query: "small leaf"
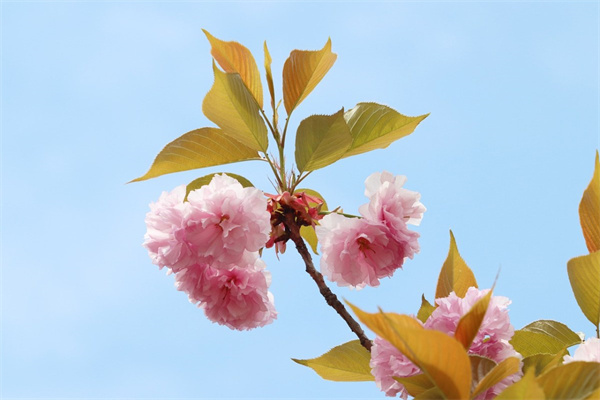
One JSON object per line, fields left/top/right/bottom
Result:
{"left": 292, "top": 340, "right": 374, "bottom": 382}
{"left": 184, "top": 173, "right": 254, "bottom": 201}
{"left": 300, "top": 225, "right": 319, "bottom": 254}
{"left": 394, "top": 374, "right": 434, "bottom": 397}
{"left": 295, "top": 109, "right": 353, "bottom": 172}
{"left": 131, "top": 128, "right": 260, "bottom": 182}
{"left": 416, "top": 294, "right": 436, "bottom": 324}
{"left": 203, "top": 62, "right": 268, "bottom": 152}
{"left": 435, "top": 230, "right": 478, "bottom": 299}
{"left": 471, "top": 357, "right": 521, "bottom": 398}
{"left": 282, "top": 38, "right": 337, "bottom": 115}
{"left": 264, "top": 41, "right": 276, "bottom": 113}
{"left": 347, "top": 303, "right": 472, "bottom": 400}
{"left": 495, "top": 368, "right": 546, "bottom": 399}
{"left": 342, "top": 102, "right": 429, "bottom": 158}
{"left": 455, "top": 289, "right": 493, "bottom": 350}
{"left": 203, "top": 30, "right": 263, "bottom": 108}
{"left": 510, "top": 320, "right": 582, "bottom": 358}
{"left": 469, "top": 355, "right": 497, "bottom": 394}
{"left": 522, "top": 349, "right": 569, "bottom": 376}
{"left": 537, "top": 361, "right": 600, "bottom": 400}
{"left": 567, "top": 251, "right": 600, "bottom": 328}
{"left": 579, "top": 151, "right": 600, "bottom": 253}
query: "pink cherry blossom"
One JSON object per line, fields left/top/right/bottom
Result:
{"left": 316, "top": 214, "right": 409, "bottom": 289}
{"left": 143, "top": 185, "right": 195, "bottom": 271}
{"left": 184, "top": 174, "right": 271, "bottom": 265}
{"left": 563, "top": 337, "right": 600, "bottom": 363}
{"left": 370, "top": 333, "right": 420, "bottom": 399}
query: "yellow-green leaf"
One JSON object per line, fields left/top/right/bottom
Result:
{"left": 579, "top": 151, "right": 600, "bottom": 253}
{"left": 471, "top": 357, "right": 521, "bottom": 398}
{"left": 130, "top": 128, "right": 260, "bottom": 182}
{"left": 567, "top": 251, "right": 600, "bottom": 328}
{"left": 347, "top": 303, "right": 472, "bottom": 400}
{"left": 300, "top": 225, "right": 319, "bottom": 254}
{"left": 264, "top": 41, "right": 275, "bottom": 113}
{"left": 282, "top": 38, "right": 337, "bottom": 115}
{"left": 292, "top": 340, "right": 374, "bottom": 382}
{"left": 184, "top": 173, "right": 254, "bottom": 201}
{"left": 510, "top": 320, "right": 582, "bottom": 358}
{"left": 455, "top": 289, "right": 492, "bottom": 350}
{"left": 522, "top": 348, "right": 569, "bottom": 376}
{"left": 413, "top": 387, "right": 445, "bottom": 400}
{"left": 496, "top": 368, "right": 545, "bottom": 399}
{"left": 416, "top": 294, "right": 436, "bottom": 324}
{"left": 342, "top": 102, "right": 429, "bottom": 158}
{"left": 469, "top": 355, "right": 497, "bottom": 394}
{"left": 203, "top": 62, "right": 268, "bottom": 152}
{"left": 435, "top": 230, "right": 478, "bottom": 299}
{"left": 537, "top": 361, "right": 600, "bottom": 400}
{"left": 295, "top": 109, "right": 352, "bottom": 172}
{"left": 203, "top": 30, "right": 263, "bottom": 108}
{"left": 394, "top": 374, "right": 434, "bottom": 397}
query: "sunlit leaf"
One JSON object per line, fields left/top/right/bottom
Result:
{"left": 342, "top": 102, "right": 429, "bottom": 158}
{"left": 579, "top": 151, "right": 600, "bottom": 253}
{"left": 567, "top": 251, "right": 600, "bottom": 328}
{"left": 282, "top": 38, "right": 337, "bottom": 115}
{"left": 496, "top": 368, "right": 545, "bottom": 399}
{"left": 394, "top": 374, "right": 434, "bottom": 397}
{"left": 184, "top": 172, "right": 254, "bottom": 201}
{"left": 292, "top": 340, "right": 374, "bottom": 382}
{"left": 347, "top": 303, "right": 472, "bottom": 400}
{"left": 471, "top": 357, "right": 521, "bottom": 398}
{"left": 416, "top": 294, "right": 436, "bottom": 324}
{"left": 522, "top": 348, "right": 569, "bottom": 376}
{"left": 295, "top": 109, "right": 352, "bottom": 172}
{"left": 130, "top": 128, "right": 260, "bottom": 182}
{"left": 202, "top": 62, "right": 268, "bottom": 152}
{"left": 413, "top": 386, "right": 445, "bottom": 400}
{"left": 264, "top": 41, "right": 276, "bottom": 112}
{"left": 455, "top": 289, "right": 492, "bottom": 350}
{"left": 203, "top": 30, "right": 263, "bottom": 108}
{"left": 537, "top": 361, "right": 600, "bottom": 400}
{"left": 510, "top": 320, "right": 582, "bottom": 358}
{"left": 469, "top": 355, "right": 497, "bottom": 394}
{"left": 435, "top": 230, "right": 478, "bottom": 299}
{"left": 300, "top": 226, "right": 319, "bottom": 254}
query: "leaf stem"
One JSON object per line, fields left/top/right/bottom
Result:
{"left": 264, "top": 153, "right": 284, "bottom": 189}
{"left": 260, "top": 108, "right": 279, "bottom": 143}
{"left": 290, "top": 171, "right": 313, "bottom": 193}
{"left": 282, "top": 210, "right": 372, "bottom": 352}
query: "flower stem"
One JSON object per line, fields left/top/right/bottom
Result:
{"left": 282, "top": 211, "right": 372, "bottom": 352}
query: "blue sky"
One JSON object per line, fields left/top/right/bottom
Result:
{"left": 2, "top": 1, "right": 598, "bottom": 399}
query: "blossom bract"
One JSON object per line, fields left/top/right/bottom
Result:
{"left": 563, "top": 337, "right": 600, "bottom": 363}
{"left": 316, "top": 214, "right": 408, "bottom": 289}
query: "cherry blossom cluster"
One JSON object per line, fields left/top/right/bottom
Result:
{"left": 316, "top": 172, "right": 426, "bottom": 289}
{"left": 143, "top": 174, "right": 276, "bottom": 330}
{"left": 370, "top": 287, "right": 522, "bottom": 399}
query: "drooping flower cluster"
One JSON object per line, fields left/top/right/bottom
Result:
{"left": 563, "top": 337, "right": 600, "bottom": 363}
{"left": 143, "top": 174, "right": 276, "bottom": 330}
{"left": 370, "top": 287, "right": 522, "bottom": 399}
{"left": 316, "top": 171, "right": 425, "bottom": 289}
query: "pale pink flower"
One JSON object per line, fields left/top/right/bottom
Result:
{"left": 370, "top": 332, "right": 420, "bottom": 398}
{"left": 185, "top": 174, "right": 271, "bottom": 265}
{"left": 316, "top": 214, "right": 409, "bottom": 289}
{"left": 143, "top": 185, "right": 195, "bottom": 271}
{"left": 563, "top": 337, "right": 600, "bottom": 363}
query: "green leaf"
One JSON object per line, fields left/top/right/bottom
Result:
{"left": 347, "top": 303, "right": 472, "bottom": 400}
{"left": 184, "top": 173, "right": 254, "bottom": 201}
{"left": 469, "top": 355, "right": 497, "bottom": 394}
{"left": 300, "top": 225, "right": 319, "bottom": 254}
{"left": 416, "top": 294, "right": 436, "bottom": 324}
{"left": 130, "top": 128, "right": 260, "bottom": 182}
{"left": 522, "top": 349, "right": 569, "bottom": 376}
{"left": 579, "top": 151, "right": 600, "bottom": 253}
{"left": 510, "top": 320, "right": 582, "bottom": 358}
{"left": 295, "top": 109, "right": 353, "bottom": 172}
{"left": 471, "top": 357, "right": 521, "bottom": 398}
{"left": 342, "top": 102, "right": 429, "bottom": 158}
{"left": 203, "top": 30, "right": 263, "bottom": 108}
{"left": 264, "top": 41, "right": 276, "bottom": 114}
{"left": 394, "top": 374, "right": 434, "bottom": 397}
{"left": 496, "top": 368, "right": 546, "bottom": 399}
{"left": 435, "top": 230, "right": 478, "bottom": 299}
{"left": 282, "top": 38, "right": 337, "bottom": 115}
{"left": 537, "top": 361, "right": 600, "bottom": 400}
{"left": 292, "top": 340, "right": 374, "bottom": 382}
{"left": 413, "top": 387, "right": 445, "bottom": 400}
{"left": 567, "top": 251, "right": 600, "bottom": 328}
{"left": 455, "top": 289, "right": 492, "bottom": 350}
{"left": 202, "top": 62, "right": 268, "bottom": 152}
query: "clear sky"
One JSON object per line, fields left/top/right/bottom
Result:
{"left": 2, "top": 1, "right": 598, "bottom": 399}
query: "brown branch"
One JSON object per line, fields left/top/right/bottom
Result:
{"left": 282, "top": 211, "right": 372, "bottom": 352}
